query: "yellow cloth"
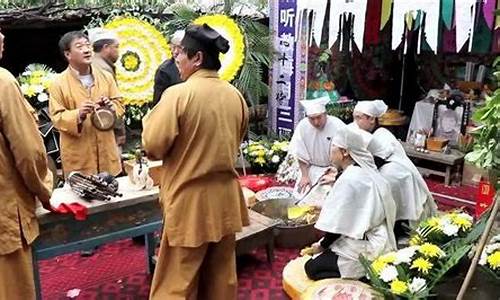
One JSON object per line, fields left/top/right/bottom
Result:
{"left": 0, "top": 67, "right": 53, "bottom": 255}
{"left": 0, "top": 241, "right": 35, "bottom": 300}
{"left": 142, "top": 69, "right": 249, "bottom": 248}
{"left": 49, "top": 66, "right": 124, "bottom": 176}
{"left": 150, "top": 234, "right": 237, "bottom": 300}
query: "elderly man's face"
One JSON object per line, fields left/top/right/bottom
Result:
{"left": 170, "top": 43, "right": 183, "bottom": 59}
{"left": 307, "top": 113, "right": 327, "bottom": 129}
{"left": 65, "top": 37, "right": 92, "bottom": 67}
{"left": 103, "top": 41, "right": 120, "bottom": 63}
{"left": 0, "top": 28, "right": 4, "bottom": 60}
{"left": 329, "top": 145, "right": 346, "bottom": 169}
{"left": 353, "top": 111, "right": 376, "bottom": 132}
{"left": 175, "top": 47, "right": 202, "bottom": 81}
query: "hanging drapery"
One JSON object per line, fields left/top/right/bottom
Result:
{"left": 392, "top": 0, "right": 440, "bottom": 53}
{"left": 365, "top": 0, "right": 382, "bottom": 45}
{"left": 380, "top": 0, "right": 393, "bottom": 30}
{"left": 328, "top": 0, "right": 368, "bottom": 51}
{"left": 441, "top": 0, "right": 454, "bottom": 30}
{"left": 455, "top": 0, "right": 477, "bottom": 52}
{"left": 295, "top": 0, "right": 328, "bottom": 45}
{"left": 483, "top": 0, "right": 497, "bottom": 29}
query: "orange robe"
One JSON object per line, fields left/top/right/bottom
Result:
{"left": 48, "top": 66, "right": 124, "bottom": 176}
{"left": 0, "top": 67, "right": 53, "bottom": 300}
{"left": 142, "top": 69, "right": 249, "bottom": 299}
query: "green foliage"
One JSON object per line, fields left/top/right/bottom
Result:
{"left": 465, "top": 83, "right": 500, "bottom": 188}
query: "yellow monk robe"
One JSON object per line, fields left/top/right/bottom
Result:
{"left": 0, "top": 67, "right": 53, "bottom": 300}
{"left": 48, "top": 66, "right": 124, "bottom": 176}
{"left": 142, "top": 69, "right": 249, "bottom": 299}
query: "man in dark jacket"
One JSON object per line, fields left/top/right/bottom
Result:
{"left": 151, "top": 30, "right": 184, "bottom": 107}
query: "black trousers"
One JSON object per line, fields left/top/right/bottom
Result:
{"left": 304, "top": 249, "right": 341, "bottom": 280}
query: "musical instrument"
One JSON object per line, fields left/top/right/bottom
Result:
{"left": 67, "top": 171, "right": 122, "bottom": 201}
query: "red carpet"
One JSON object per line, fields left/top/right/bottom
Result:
{"left": 39, "top": 179, "right": 480, "bottom": 299}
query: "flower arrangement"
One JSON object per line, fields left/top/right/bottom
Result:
{"left": 242, "top": 139, "right": 289, "bottom": 174}
{"left": 124, "top": 104, "right": 150, "bottom": 128}
{"left": 275, "top": 153, "right": 300, "bottom": 184}
{"left": 363, "top": 244, "right": 444, "bottom": 299}
{"left": 362, "top": 241, "right": 472, "bottom": 299}
{"left": 17, "top": 64, "right": 56, "bottom": 109}
{"left": 103, "top": 16, "right": 171, "bottom": 107}
{"left": 193, "top": 14, "right": 245, "bottom": 82}
{"left": 409, "top": 211, "right": 474, "bottom": 247}
{"left": 479, "top": 234, "right": 500, "bottom": 281}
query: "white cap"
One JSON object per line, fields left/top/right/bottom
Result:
{"left": 354, "top": 100, "right": 388, "bottom": 118}
{"left": 88, "top": 28, "right": 119, "bottom": 45}
{"left": 300, "top": 96, "right": 330, "bottom": 116}
{"left": 170, "top": 30, "right": 185, "bottom": 45}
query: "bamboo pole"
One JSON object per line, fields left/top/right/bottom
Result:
{"left": 456, "top": 193, "right": 499, "bottom": 300}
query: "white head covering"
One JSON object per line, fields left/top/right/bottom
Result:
{"left": 88, "top": 28, "right": 118, "bottom": 45}
{"left": 300, "top": 96, "right": 330, "bottom": 116}
{"left": 443, "top": 83, "right": 451, "bottom": 90}
{"left": 330, "top": 125, "right": 376, "bottom": 170}
{"left": 354, "top": 100, "right": 388, "bottom": 118}
{"left": 327, "top": 125, "right": 397, "bottom": 249}
{"left": 170, "top": 30, "right": 185, "bottom": 45}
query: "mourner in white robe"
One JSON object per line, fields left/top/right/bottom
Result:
{"left": 307, "top": 125, "right": 397, "bottom": 279}
{"left": 352, "top": 100, "right": 437, "bottom": 224}
{"left": 289, "top": 96, "right": 345, "bottom": 203}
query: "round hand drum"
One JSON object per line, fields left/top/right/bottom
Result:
{"left": 91, "top": 108, "right": 116, "bottom": 131}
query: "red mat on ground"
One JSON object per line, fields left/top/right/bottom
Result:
{"left": 39, "top": 179, "right": 478, "bottom": 299}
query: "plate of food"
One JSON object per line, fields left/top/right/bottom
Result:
{"left": 255, "top": 186, "right": 294, "bottom": 202}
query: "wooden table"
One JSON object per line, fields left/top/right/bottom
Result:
{"left": 401, "top": 142, "right": 465, "bottom": 185}
{"left": 236, "top": 210, "right": 280, "bottom": 263}
{"left": 34, "top": 177, "right": 162, "bottom": 300}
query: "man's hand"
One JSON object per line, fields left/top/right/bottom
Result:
{"left": 78, "top": 101, "right": 95, "bottom": 123}
{"left": 319, "top": 168, "right": 338, "bottom": 185}
{"left": 298, "top": 175, "right": 312, "bottom": 193}
{"left": 97, "top": 96, "right": 115, "bottom": 112}
{"left": 300, "top": 242, "right": 323, "bottom": 256}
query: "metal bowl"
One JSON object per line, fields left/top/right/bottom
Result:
{"left": 251, "top": 198, "right": 320, "bottom": 248}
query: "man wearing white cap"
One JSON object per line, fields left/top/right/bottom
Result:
{"left": 151, "top": 30, "right": 185, "bottom": 107}
{"left": 351, "top": 100, "right": 437, "bottom": 236}
{"left": 88, "top": 28, "right": 126, "bottom": 156}
{"left": 289, "top": 96, "right": 345, "bottom": 202}
{"left": 88, "top": 28, "right": 120, "bottom": 79}
{"left": 303, "top": 125, "right": 396, "bottom": 280}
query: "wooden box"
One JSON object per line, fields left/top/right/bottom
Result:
{"left": 426, "top": 137, "right": 449, "bottom": 152}
{"left": 123, "top": 159, "right": 163, "bottom": 186}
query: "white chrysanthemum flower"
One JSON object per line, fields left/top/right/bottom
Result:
{"left": 379, "top": 265, "right": 398, "bottom": 282}
{"left": 485, "top": 243, "right": 500, "bottom": 254}
{"left": 479, "top": 253, "right": 488, "bottom": 265}
{"left": 282, "top": 145, "right": 289, "bottom": 152}
{"left": 33, "top": 85, "right": 44, "bottom": 93}
{"left": 271, "top": 155, "right": 280, "bottom": 163}
{"left": 395, "top": 246, "right": 418, "bottom": 265}
{"left": 37, "top": 92, "right": 49, "bottom": 102}
{"left": 442, "top": 223, "right": 459, "bottom": 236}
{"left": 20, "top": 84, "right": 29, "bottom": 94}
{"left": 409, "top": 277, "right": 427, "bottom": 293}
{"left": 22, "top": 71, "right": 32, "bottom": 76}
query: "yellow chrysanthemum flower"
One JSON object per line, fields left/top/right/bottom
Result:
{"left": 451, "top": 214, "right": 472, "bottom": 230}
{"left": 409, "top": 234, "right": 424, "bottom": 246}
{"left": 371, "top": 259, "right": 387, "bottom": 275}
{"left": 411, "top": 258, "right": 433, "bottom": 274}
{"left": 426, "top": 217, "right": 441, "bottom": 229}
{"left": 104, "top": 16, "right": 171, "bottom": 106}
{"left": 379, "top": 252, "right": 397, "bottom": 264}
{"left": 390, "top": 279, "right": 408, "bottom": 295}
{"left": 194, "top": 14, "right": 245, "bottom": 82}
{"left": 26, "top": 85, "right": 37, "bottom": 98}
{"left": 418, "top": 243, "right": 445, "bottom": 258}
{"left": 487, "top": 251, "right": 500, "bottom": 270}
{"left": 254, "top": 157, "right": 266, "bottom": 165}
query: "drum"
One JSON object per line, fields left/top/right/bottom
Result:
{"left": 91, "top": 108, "right": 116, "bottom": 131}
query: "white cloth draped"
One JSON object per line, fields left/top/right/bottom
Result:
{"left": 315, "top": 126, "right": 397, "bottom": 278}
{"left": 296, "top": 0, "right": 328, "bottom": 45}
{"left": 455, "top": 0, "right": 477, "bottom": 52}
{"left": 289, "top": 116, "right": 345, "bottom": 199}
{"left": 368, "top": 128, "right": 438, "bottom": 222}
{"left": 328, "top": 0, "right": 368, "bottom": 51}
{"left": 392, "top": 0, "right": 440, "bottom": 53}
